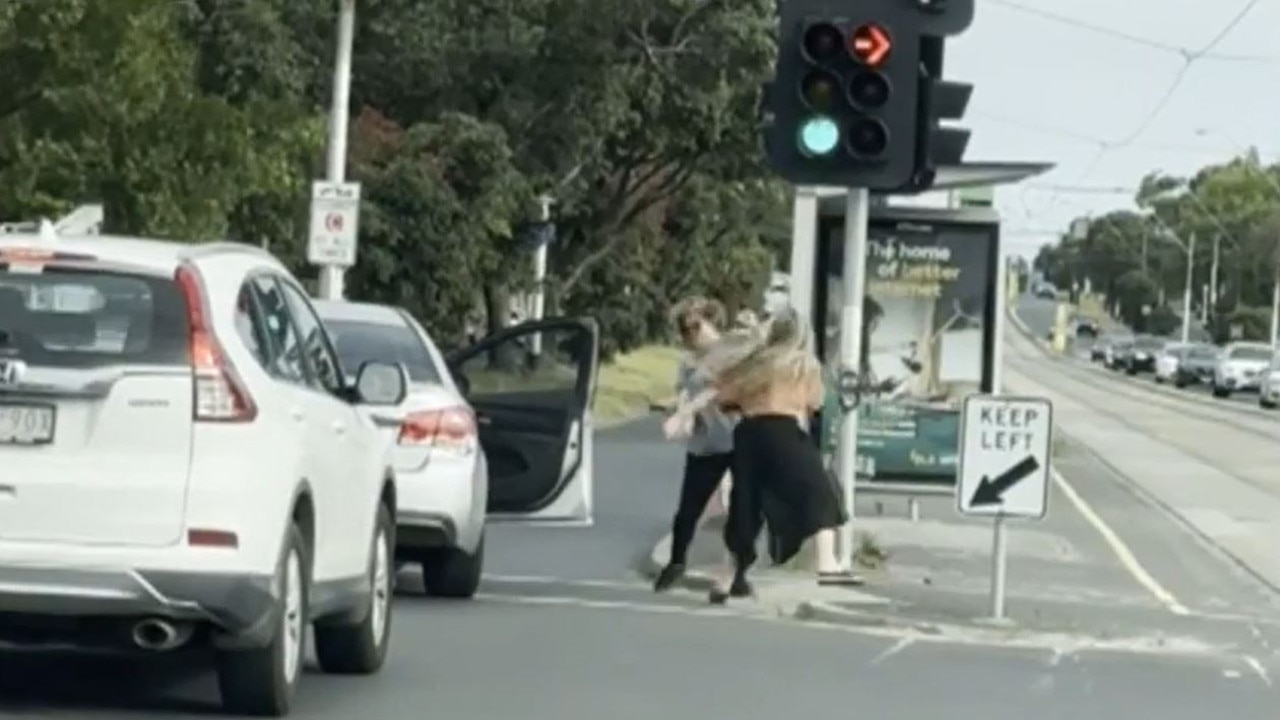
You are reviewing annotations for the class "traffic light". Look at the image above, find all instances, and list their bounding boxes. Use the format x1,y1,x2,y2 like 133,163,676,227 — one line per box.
762,0,975,191
897,35,974,193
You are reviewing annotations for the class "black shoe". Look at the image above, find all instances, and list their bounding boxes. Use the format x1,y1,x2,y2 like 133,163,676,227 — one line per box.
653,563,685,592
709,576,753,604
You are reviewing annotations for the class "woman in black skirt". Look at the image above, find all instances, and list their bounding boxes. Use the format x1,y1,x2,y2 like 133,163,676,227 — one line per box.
698,307,859,602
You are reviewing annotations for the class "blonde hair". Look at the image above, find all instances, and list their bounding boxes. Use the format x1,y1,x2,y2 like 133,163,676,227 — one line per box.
696,307,820,404
670,296,726,346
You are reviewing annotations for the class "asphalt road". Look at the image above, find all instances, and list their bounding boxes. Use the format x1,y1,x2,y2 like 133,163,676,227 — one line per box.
1,417,1276,717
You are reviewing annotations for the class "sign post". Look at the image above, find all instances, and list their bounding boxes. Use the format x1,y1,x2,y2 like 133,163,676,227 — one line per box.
307,181,362,270
956,394,1053,622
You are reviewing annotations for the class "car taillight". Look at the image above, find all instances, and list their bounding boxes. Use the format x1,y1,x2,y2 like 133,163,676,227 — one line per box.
399,406,476,453
175,264,257,422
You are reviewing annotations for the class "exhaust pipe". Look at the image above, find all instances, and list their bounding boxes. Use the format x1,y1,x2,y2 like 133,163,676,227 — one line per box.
131,618,193,651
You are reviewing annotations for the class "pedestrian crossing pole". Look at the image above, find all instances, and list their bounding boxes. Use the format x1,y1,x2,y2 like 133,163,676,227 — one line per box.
835,188,871,571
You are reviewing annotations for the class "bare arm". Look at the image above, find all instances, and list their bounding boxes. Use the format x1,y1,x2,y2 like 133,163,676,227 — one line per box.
674,388,718,417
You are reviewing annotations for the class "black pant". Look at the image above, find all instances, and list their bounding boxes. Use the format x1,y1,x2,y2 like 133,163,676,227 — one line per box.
667,452,733,565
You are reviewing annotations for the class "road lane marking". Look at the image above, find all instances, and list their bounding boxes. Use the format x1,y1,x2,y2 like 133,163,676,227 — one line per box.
1051,468,1191,615
481,574,647,591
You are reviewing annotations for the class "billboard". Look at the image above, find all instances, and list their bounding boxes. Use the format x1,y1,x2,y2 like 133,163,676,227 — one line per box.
814,207,1000,485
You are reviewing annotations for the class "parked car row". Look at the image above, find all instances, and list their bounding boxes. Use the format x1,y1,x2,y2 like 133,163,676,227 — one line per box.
1090,333,1280,407
0,231,599,715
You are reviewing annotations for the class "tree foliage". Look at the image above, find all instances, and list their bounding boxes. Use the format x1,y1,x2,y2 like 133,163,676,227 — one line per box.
0,0,787,354
1040,150,1280,340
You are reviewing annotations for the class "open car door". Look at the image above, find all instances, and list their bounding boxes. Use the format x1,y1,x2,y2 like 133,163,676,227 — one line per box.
445,317,599,525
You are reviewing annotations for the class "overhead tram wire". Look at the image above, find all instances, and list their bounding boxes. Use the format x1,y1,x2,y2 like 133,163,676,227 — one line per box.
987,0,1280,64
986,0,1270,219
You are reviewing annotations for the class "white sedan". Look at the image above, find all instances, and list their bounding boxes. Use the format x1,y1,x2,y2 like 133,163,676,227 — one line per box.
1153,343,1187,383
315,300,599,598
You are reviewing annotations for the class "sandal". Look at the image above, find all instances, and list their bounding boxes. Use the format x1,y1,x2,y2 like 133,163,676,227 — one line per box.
818,570,865,586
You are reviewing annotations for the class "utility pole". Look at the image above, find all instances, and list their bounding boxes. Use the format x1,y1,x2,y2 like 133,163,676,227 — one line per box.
1181,232,1195,344
1270,263,1279,349
1141,230,1149,274
1208,234,1220,321
317,0,356,301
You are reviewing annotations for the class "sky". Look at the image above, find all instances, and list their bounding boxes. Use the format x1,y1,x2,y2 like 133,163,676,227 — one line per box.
947,0,1280,260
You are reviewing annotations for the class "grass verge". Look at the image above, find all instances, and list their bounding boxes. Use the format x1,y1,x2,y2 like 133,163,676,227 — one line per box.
594,345,682,427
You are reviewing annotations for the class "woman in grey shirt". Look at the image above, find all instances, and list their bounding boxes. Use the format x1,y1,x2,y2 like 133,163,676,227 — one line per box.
653,297,736,592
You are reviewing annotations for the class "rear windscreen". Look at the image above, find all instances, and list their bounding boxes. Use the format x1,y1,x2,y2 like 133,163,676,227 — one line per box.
1229,346,1271,361
323,318,441,384
0,267,188,367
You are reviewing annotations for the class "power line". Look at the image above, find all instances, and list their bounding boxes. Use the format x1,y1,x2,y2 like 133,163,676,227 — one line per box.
988,0,1280,64
1094,0,1265,151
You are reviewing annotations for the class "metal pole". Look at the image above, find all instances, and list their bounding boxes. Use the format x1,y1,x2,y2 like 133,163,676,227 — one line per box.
1271,263,1280,349
1181,234,1195,344
986,238,1009,622
529,195,552,355
835,188,870,571
317,0,356,301
1209,235,1220,319
989,515,1007,620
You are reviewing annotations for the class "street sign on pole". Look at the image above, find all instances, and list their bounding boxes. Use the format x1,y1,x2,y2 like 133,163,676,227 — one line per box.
957,395,1052,519
956,393,1052,623
307,181,361,267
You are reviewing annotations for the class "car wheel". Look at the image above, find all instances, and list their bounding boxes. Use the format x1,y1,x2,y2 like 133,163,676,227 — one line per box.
1262,398,1276,409
1212,385,1231,398
314,503,395,675
421,532,485,599
1125,366,1138,376
216,524,309,717
1154,375,1165,384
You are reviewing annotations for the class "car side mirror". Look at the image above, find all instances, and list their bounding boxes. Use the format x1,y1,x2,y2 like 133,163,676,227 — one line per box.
354,361,408,406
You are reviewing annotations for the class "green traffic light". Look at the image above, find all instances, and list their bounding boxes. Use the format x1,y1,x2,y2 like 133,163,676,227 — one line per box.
798,116,839,156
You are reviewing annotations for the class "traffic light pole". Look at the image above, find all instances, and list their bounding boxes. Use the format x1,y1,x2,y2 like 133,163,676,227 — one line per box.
835,187,870,571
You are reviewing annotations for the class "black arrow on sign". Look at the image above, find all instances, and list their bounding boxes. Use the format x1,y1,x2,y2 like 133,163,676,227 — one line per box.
969,455,1040,507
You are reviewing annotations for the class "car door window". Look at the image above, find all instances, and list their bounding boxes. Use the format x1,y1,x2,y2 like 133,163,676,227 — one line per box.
234,283,272,368
277,281,344,396
249,275,309,384
456,327,587,399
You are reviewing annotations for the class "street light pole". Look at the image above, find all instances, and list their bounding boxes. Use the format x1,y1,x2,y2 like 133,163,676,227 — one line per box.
1209,235,1220,320
1271,263,1280,349
317,0,356,301
1182,232,1195,344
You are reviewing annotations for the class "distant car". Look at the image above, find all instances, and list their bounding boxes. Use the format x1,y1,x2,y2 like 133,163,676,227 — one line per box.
1034,284,1058,300
1091,333,1129,363
1260,353,1280,409
1211,342,1272,397
1173,344,1218,388
1123,335,1166,375
1106,339,1134,370
1074,319,1099,339
314,301,600,599
1153,343,1188,383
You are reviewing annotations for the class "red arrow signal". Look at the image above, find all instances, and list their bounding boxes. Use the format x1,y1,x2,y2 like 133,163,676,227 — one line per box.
849,24,891,66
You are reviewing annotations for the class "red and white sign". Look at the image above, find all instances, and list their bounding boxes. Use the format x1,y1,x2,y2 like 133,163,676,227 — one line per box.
307,181,361,267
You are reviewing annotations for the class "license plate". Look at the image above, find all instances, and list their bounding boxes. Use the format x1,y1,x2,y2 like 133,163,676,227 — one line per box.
0,403,55,444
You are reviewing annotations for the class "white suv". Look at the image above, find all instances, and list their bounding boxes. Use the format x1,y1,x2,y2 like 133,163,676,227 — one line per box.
315,301,601,599
0,233,407,716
